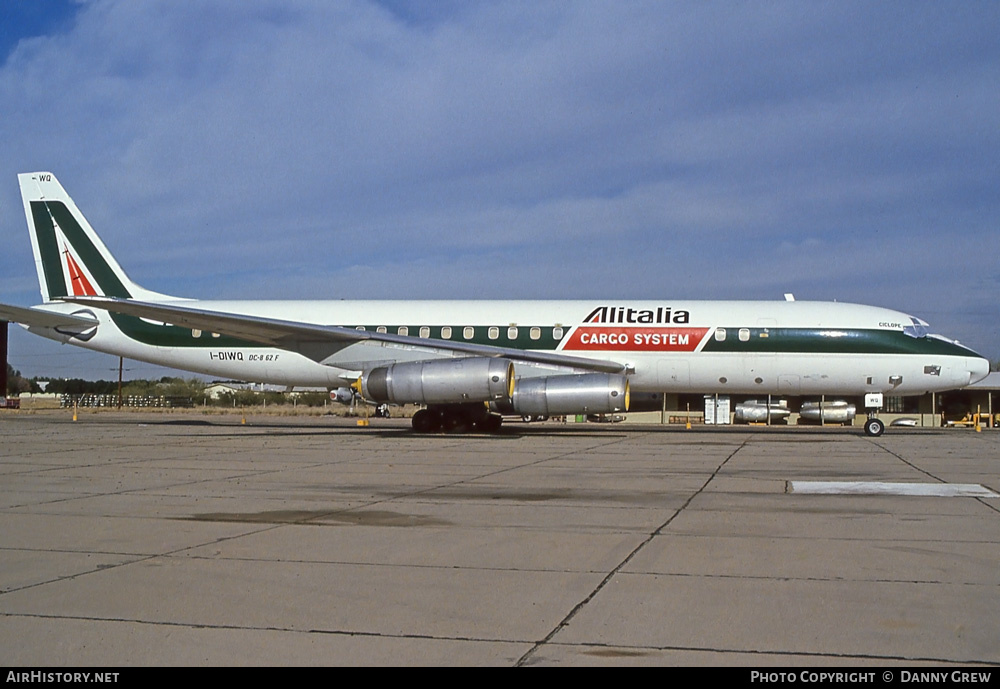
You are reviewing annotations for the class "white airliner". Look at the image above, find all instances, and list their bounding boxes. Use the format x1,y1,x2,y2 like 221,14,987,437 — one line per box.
0,172,989,435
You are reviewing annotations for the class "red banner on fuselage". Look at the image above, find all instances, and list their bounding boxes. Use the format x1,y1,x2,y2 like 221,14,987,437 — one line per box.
563,326,709,352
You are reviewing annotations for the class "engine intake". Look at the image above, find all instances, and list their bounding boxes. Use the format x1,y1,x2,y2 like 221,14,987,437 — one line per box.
490,373,629,417
362,357,514,405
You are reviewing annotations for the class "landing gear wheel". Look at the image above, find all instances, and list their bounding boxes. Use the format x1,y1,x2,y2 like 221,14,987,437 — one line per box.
442,412,470,433
413,405,502,434
864,417,885,437
476,414,502,433
412,409,438,433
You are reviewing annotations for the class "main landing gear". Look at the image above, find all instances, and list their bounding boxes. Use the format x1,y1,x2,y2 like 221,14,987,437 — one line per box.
411,404,503,434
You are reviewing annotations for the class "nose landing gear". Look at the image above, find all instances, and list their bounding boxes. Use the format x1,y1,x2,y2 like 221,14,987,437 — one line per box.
863,392,885,437
863,416,885,437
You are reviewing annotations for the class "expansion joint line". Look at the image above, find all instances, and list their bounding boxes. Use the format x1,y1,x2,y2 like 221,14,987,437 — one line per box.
867,439,943,482
866,437,1000,515
515,435,753,667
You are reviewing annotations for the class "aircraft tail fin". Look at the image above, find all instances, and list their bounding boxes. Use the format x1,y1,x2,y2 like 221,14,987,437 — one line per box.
18,172,171,303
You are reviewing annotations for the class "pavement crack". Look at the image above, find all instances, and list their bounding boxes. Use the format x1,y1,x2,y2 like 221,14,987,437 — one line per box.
514,435,754,667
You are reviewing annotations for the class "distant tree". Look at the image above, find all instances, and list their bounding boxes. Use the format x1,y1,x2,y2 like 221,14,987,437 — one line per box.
122,379,159,397
160,378,207,405
296,391,329,407
6,363,32,396
45,378,118,395
262,391,287,406
216,389,262,408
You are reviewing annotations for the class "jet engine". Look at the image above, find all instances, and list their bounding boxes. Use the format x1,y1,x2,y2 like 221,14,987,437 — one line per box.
330,387,355,405
361,357,514,405
490,373,629,417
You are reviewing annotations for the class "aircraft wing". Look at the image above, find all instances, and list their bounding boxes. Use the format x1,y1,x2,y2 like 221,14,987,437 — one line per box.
62,296,626,374
0,302,100,329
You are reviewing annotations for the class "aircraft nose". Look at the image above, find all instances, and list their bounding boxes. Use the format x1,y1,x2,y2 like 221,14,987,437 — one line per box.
968,357,991,385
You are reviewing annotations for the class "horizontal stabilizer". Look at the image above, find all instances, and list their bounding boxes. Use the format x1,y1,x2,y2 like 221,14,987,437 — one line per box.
0,302,99,329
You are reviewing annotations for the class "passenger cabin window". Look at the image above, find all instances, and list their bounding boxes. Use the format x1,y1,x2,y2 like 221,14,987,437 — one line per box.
488,326,499,340
356,326,365,331
739,328,750,342
463,326,474,339
507,326,518,340
552,327,564,340
376,326,387,334
530,327,541,340
398,326,408,336
191,329,202,338
419,326,430,338
441,326,452,339
715,328,726,341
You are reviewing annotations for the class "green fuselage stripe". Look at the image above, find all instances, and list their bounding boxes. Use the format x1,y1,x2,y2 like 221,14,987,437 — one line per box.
102,321,983,356
701,328,978,357
344,325,564,351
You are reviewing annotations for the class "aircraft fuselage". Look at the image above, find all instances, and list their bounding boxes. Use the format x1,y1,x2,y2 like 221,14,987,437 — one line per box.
28,298,987,396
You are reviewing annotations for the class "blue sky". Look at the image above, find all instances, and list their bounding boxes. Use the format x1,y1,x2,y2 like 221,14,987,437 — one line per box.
1,0,998,379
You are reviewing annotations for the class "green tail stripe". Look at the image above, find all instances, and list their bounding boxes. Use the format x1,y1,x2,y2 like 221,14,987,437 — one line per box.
31,202,68,299
31,201,131,299
29,201,258,347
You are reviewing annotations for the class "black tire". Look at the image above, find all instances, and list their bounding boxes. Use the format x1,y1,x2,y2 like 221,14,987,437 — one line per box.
444,416,471,433
412,409,436,433
864,417,885,437
476,414,503,433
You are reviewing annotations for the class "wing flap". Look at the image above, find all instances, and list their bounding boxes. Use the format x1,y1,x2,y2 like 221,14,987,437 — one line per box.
62,296,626,373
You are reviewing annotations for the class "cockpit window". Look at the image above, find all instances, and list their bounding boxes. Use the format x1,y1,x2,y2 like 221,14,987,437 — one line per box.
902,317,928,339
